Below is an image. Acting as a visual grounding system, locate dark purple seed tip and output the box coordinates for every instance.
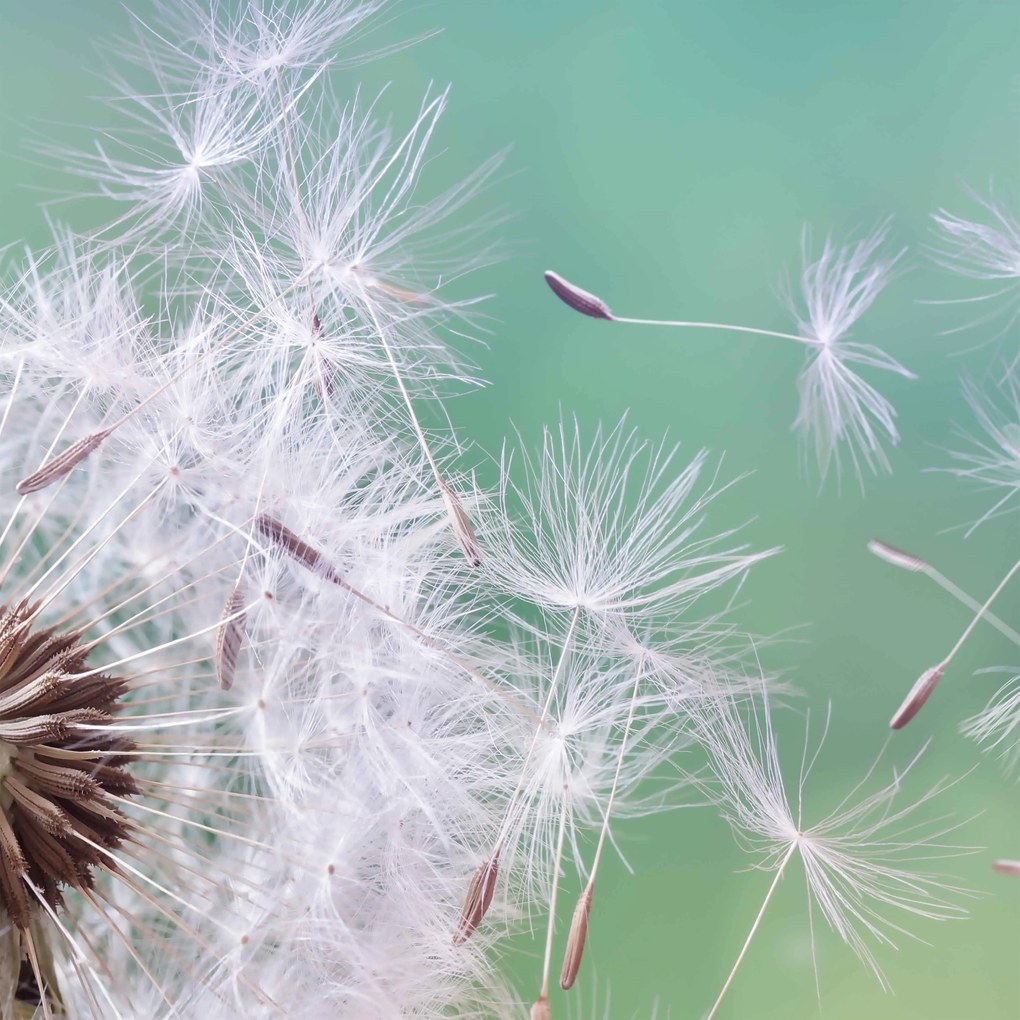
[544,270,614,320]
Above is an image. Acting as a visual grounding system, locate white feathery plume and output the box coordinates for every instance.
[931,189,1020,360]
[962,670,1020,774]
[785,223,912,483]
[485,416,779,624]
[941,367,1020,535]
[694,688,973,1017]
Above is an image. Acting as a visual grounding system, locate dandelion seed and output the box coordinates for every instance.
[890,556,1020,727]
[544,271,614,320]
[254,512,346,585]
[215,584,247,690]
[868,538,1020,645]
[559,885,592,991]
[890,665,945,729]
[454,852,500,945]
[546,223,911,483]
[697,687,971,1017]
[438,479,483,567]
[16,429,114,495]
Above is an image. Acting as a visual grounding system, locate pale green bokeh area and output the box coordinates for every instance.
[1,2,1018,1018]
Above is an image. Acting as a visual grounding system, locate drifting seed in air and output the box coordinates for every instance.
[867,539,926,573]
[543,270,615,320]
[890,664,944,729]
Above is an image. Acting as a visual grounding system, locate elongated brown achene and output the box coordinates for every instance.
[992,859,1020,876]
[255,513,346,585]
[16,428,114,495]
[890,665,944,729]
[544,270,614,320]
[559,884,593,990]
[216,584,246,690]
[438,480,482,567]
[453,852,499,944]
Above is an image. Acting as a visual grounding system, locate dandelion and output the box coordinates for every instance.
[695,689,972,1018]
[545,222,912,484]
[0,0,523,1014]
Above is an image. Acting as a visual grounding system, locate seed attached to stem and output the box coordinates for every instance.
[17,429,114,495]
[543,270,615,320]
[215,584,247,691]
[559,883,593,990]
[453,851,500,945]
[255,514,346,585]
[438,481,483,567]
[890,665,945,729]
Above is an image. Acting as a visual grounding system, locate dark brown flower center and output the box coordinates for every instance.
[0,600,137,929]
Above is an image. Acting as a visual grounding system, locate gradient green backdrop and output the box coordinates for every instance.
[2,2,1018,1018]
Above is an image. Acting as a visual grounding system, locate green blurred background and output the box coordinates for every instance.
[1,2,1018,1017]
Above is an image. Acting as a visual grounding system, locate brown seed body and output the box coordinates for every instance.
[255,514,346,586]
[16,429,113,495]
[453,852,500,945]
[530,996,551,1020]
[543,270,614,321]
[890,665,944,729]
[559,884,593,990]
[216,585,247,690]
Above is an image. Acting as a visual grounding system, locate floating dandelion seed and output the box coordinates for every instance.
[546,223,911,484]
[695,688,972,1018]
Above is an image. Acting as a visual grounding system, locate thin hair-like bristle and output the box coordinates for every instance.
[559,884,592,990]
[453,853,499,945]
[439,481,482,567]
[890,665,944,729]
[544,270,614,320]
[16,429,113,495]
[215,585,246,691]
[868,539,926,573]
[255,514,345,585]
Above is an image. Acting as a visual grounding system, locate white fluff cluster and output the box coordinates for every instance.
[0,3,777,1017]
